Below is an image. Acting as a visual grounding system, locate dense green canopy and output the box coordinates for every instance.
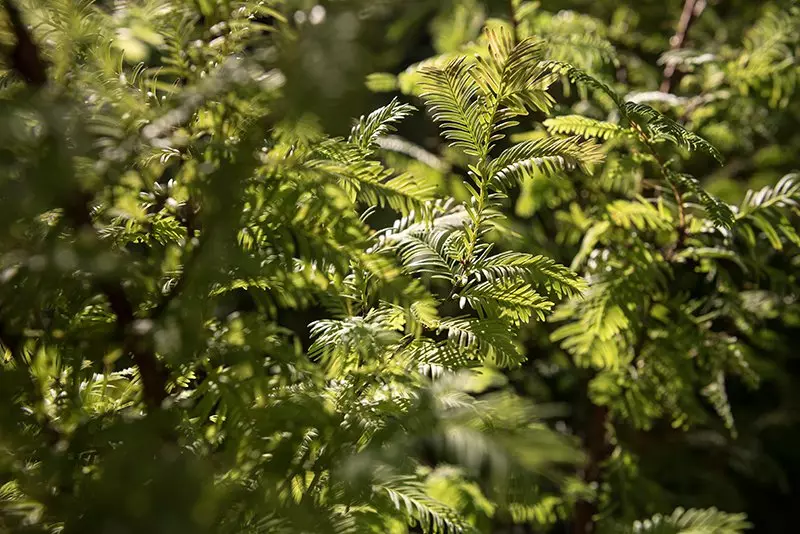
[0,1,798,533]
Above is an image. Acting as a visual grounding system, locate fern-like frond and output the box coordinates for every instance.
[738,173,800,217]
[309,312,403,374]
[377,477,473,534]
[551,283,631,368]
[419,58,488,158]
[399,339,476,373]
[476,28,552,100]
[349,98,417,151]
[457,279,553,325]
[539,63,724,163]
[423,376,583,476]
[736,174,800,250]
[521,9,618,70]
[541,60,625,109]
[311,157,437,216]
[378,199,467,243]
[490,136,604,187]
[543,115,629,141]
[473,30,556,142]
[393,229,458,281]
[606,199,673,231]
[359,172,438,216]
[629,507,750,534]
[506,495,568,527]
[244,180,374,274]
[436,317,521,367]
[365,72,400,92]
[727,5,800,107]
[668,173,734,229]
[470,252,586,299]
[0,480,43,529]
[702,372,737,438]
[624,103,723,162]
[545,33,617,70]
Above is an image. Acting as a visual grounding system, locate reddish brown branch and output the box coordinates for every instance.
[99,280,168,409]
[660,0,707,93]
[3,0,47,87]
[65,194,169,410]
[572,399,612,534]
[658,0,708,255]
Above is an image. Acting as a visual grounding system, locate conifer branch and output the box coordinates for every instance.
[0,320,64,446]
[0,3,789,531]
[64,194,169,410]
[1,2,169,410]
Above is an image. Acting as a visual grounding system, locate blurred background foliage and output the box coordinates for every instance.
[0,0,798,533]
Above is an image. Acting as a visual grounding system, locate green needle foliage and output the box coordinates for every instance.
[0,1,798,534]
[0,2,584,533]
[367,0,800,532]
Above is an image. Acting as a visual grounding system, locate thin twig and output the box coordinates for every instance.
[660,0,707,93]
[658,0,707,253]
